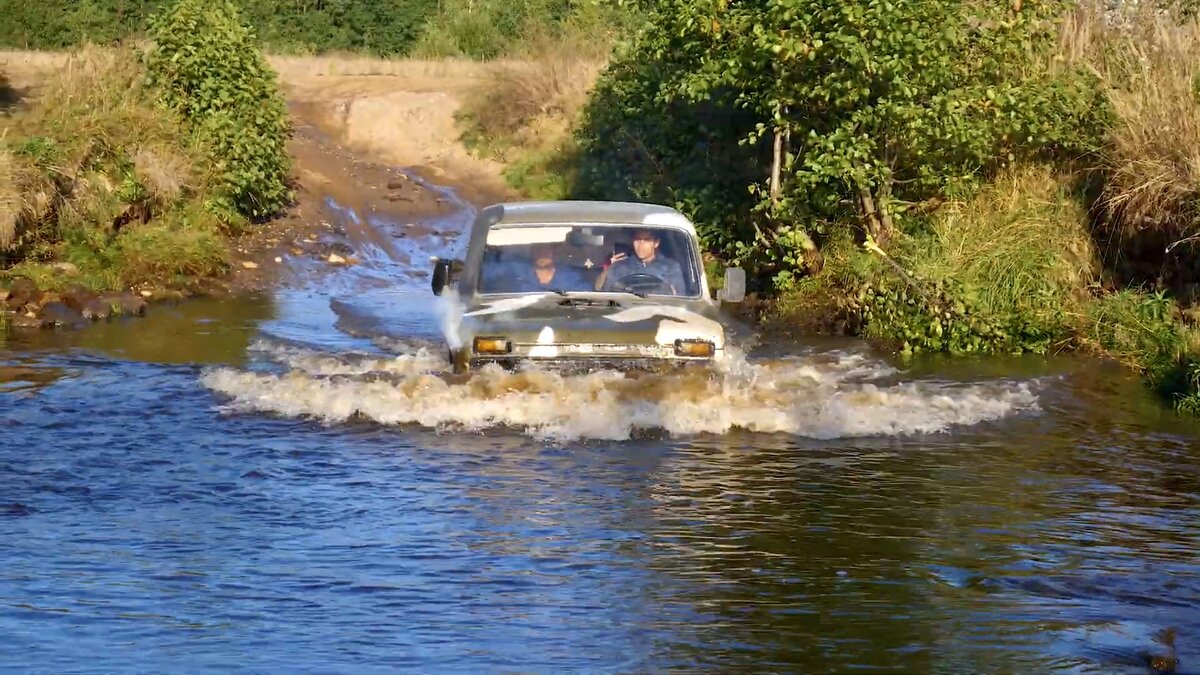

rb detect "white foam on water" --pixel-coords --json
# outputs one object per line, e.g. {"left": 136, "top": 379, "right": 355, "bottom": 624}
{"left": 247, "top": 340, "right": 445, "bottom": 376}
{"left": 201, "top": 342, "right": 1040, "bottom": 442}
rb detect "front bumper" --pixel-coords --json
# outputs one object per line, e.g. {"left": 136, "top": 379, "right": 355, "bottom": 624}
{"left": 455, "top": 342, "right": 721, "bottom": 373}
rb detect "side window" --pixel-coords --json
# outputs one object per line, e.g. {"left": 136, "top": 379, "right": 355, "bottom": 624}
{"left": 480, "top": 245, "right": 527, "bottom": 293}
{"left": 663, "top": 231, "right": 699, "bottom": 297}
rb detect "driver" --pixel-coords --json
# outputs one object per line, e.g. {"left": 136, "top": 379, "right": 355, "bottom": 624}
{"left": 599, "top": 228, "right": 686, "bottom": 295}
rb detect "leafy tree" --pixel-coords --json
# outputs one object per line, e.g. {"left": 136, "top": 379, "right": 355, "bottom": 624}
{"left": 68, "top": 0, "right": 165, "bottom": 44}
{"left": 576, "top": 0, "right": 1108, "bottom": 284}
{"left": 0, "top": 0, "right": 80, "bottom": 48}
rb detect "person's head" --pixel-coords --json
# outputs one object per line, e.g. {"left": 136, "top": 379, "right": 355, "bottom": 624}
{"left": 531, "top": 243, "right": 557, "bottom": 270}
{"left": 631, "top": 229, "right": 660, "bottom": 261}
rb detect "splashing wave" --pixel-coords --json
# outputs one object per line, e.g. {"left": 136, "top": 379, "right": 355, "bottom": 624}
{"left": 201, "top": 342, "right": 1039, "bottom": 441}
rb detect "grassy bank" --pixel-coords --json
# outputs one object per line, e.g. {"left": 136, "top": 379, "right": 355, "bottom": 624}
{"left": 1, "top": 0, "right": 291, "bottom": 297}
{"left": 2, "top": 49, "right": 225, "bottom": 292}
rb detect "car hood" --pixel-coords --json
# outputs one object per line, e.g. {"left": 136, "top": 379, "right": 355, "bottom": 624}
{"left": 458, "top": 293, "right": 726, "bottom": 347}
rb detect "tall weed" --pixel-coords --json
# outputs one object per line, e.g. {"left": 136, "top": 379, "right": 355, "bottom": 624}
{"left": 907, "top": 165, "right": 1099, "bottom": 319}
{"left": 0, "top": 139, "right": 15, "bottom": 250}
{"left": 1067, "top": 1, "right": 1200, "bottom": 291}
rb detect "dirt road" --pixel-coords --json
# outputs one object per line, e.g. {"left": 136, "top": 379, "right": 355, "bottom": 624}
{"left": 2, "top": 51, "right": 516, "bottom": 291}
{"left": 226, "top": 60, "right": 519, "bottom": 290}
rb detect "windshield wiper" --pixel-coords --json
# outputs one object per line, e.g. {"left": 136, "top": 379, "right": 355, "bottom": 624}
{"left": 616, "top": 289, "right": 648, "bottom": 299}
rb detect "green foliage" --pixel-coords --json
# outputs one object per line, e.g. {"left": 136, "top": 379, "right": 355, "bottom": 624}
{"left": 574, "top": 44, "right": 766, "bottom": 262}
{"left": 1083, "top": 290, "right": 1185, "bottom": 379}
{"left": 144, "top": 0, "right": 292, "bottom": 221}
{"left": 111, "top": 203, "right": 227, "bottom": 284}
{"left": 575, "top": 0, "right": 1110, "bottom": 287}
{"left": 0, "top": 0, "right": 625, "bottom": 58}
{"left": 0, "top": 0, "right": 437, "bottom": 56}
{"left": 413, "top": 0, "right": 630, "bottom": 59}
{"left": 2, "top": 46, "right": 239, "bottom": 292}
{"left": 502, "top": 145, "right": 578, "bottom": 200}
{"left": 768, "top": 166, "right": 1097, "bottom": 356}
{"left": 0, "top": 0, "right": 80, "bottom": 48}
{"left": 904, "top": 164, "right": 1099, "bottom": 318}
{"left": 852, "top": 266, "right": 1066, "bottom": 356}
{"left": 1079, "top": 289, "right": 1200, "bottom": 413}
{"left": 1176, "top": 360, "right": 1200, "bottom": 415}
{"left": 241, "top": 0, "right": 437, "bottom": 57}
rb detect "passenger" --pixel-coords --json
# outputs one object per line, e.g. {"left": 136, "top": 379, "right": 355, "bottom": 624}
{"left": 510, "top": 243, "right": 587, "bottom": 293}
{"left": 599, "top": 228, "right": 687, "bottom": 295}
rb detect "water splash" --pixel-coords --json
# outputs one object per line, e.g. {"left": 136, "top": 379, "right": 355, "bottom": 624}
{"left": 201, "top": 343, "right": 1040, "bottom": 442}
{"left": 433, "top": 288, "right": 466, "bottom": 350}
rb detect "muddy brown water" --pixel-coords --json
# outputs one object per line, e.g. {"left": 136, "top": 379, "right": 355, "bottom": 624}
{"left": 2, "top": 169, "right": 1199, "bottom": 672}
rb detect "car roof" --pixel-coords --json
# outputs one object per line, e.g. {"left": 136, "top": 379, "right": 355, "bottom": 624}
{"left": 474, "top": 200, "right": 697, "bottom": 235}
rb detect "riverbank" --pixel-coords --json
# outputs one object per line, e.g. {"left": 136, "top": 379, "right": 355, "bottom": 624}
{"left": 0, "top": 44, "right": 508, "bottom": 330}
{"left": 1, "top": 1, "right": 301, "bottom": 321}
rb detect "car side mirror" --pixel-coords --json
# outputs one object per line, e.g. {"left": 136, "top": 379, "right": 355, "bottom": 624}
{"left": 717, "top": 267, "right": 745, "bottom": 303}
{"left": 431, "top": 257, "right": 462, "bottom": 296}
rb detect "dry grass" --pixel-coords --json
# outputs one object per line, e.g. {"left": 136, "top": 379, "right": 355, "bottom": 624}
{"left": 465, "top": 56, "right": 604, "bottom": 146}
{"left": 132, "top": 144, "right": 191, "bottom": 203}
{"left": 2, "top": 47, "right": 500, "bottom": 86}
{"left": 268, "top": 53, "right": 495, "bottom": 80}
{"left": 0, "top": 138, "right": 16, "bottom": 249}
{"left": 1064, "top": 2, "right": 1200, "bottom": 247}
{"left": 451, "top": 43, "right": 604, "bottom": 199}
{"left": 456, "top": 28, "right": 606, "bottom": 154}
{"left": 0, "top": 49, "right": 72, "bottom": 92}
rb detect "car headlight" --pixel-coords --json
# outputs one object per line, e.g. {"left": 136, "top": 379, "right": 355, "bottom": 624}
{"left": 473, "top": 336, "right": 512, "bottom": 355}
{"left": 674, "top": 339, "right": 715, "bottom": 357}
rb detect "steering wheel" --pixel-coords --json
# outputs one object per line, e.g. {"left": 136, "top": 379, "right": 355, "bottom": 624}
{"left": 614, "top": 272, "right": 671, "bottom": 295}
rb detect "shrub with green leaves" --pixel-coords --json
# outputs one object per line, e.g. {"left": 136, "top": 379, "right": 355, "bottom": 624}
{"left": 852, "top": 268, "right": 1067, "bottom": 356}
{"left": 575, "top": 0, "right": 1109, "bottom": 287}
{"left": 144, "top": 0, "right": 292, "bottom": 222}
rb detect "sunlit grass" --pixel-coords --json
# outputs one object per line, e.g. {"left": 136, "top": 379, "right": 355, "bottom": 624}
{"left": 905, "top": 164, "right": 1099, "bottom": 320}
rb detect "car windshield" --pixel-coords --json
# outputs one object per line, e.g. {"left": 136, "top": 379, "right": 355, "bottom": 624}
{"left": 477, "top": 224, "right": 702, "bottom": 298}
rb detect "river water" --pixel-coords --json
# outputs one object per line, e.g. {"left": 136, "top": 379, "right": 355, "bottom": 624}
{"left": 2, "top": 184, "right": 1198, "bottom": 673}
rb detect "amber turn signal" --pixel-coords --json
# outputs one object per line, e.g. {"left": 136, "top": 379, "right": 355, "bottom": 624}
{"left": 674, "top": 339, "right": 715, "bottom": 357}
{"left": 473, "top": 336, "right": 512, "bottom": 354}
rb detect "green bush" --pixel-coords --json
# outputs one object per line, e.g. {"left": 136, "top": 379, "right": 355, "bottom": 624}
{"left": 575, "top": 0, "right": 1110, "bottom": 288}
{"left": 853, "top": 266, "right": 1067, "bottom": 356}
{"left": 413, "top": 0, "right": 578, "bottom": 59}
{"left": 1, "top": 47, "right": 231, "bottom": 292}
{"left": 144, "top": 0, "right": 292, "bottom": 222}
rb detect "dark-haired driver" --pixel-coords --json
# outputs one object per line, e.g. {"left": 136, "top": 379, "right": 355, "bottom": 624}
{"left": 599, "top": 229, "right": 686, "bottom": 295}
